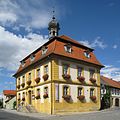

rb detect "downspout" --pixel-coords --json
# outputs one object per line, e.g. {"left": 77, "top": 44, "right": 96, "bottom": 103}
{"left": 51, "top": 59, "right": 53, "bottom": 114}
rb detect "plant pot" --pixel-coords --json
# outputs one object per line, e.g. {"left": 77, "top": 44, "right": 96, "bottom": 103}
{"left": 90, "top": 78, "right": 96, "bottom": 83}
{"left": 22, "top": 97, "right": 25, "bottom": 101}
{"left": 43, "top": 74, "right": 49, "bottom": 81}
{"left": 77, "top": 76, "right": 85, "bottom": 83}
{"left": 18, "top": 98, "right": 20, "bottom": 101}
{"left": 77, "top": 95, "right": 85, "bottom": 101}
{"left": 26, "top": 80, "right": 31, "bottom": 85}
{"left": 17, "top": 85, "right": 20, "bottom": 89}
{"left": 90, "top": 96, "right": 96, "bottom": 101}
{"left": 62, "top": 95, "right": 71, "bottom": 101}
{"left": 43, "top": 93, "right": 48, "bottom": 98}
{"left": 62, "top": 74, "right": 71, "bottom": 80}
{"left": 21, "top": 83, "right": 25, "bottom": 88}
{"left": 35, "top": 95, "right": 40, "bottom": 99}
{"left": 35, "top": 77, "right": 40, "bottom": 84}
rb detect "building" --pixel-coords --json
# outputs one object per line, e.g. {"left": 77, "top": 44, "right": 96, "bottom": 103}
{"left": 3, "top": 90, "right": 16, "bottom": 109}
{"left": 14, "top": 16, "right": 103, "bottom": 114}
{"left": 101, "top": 76, "right": 120, "bottom": 109}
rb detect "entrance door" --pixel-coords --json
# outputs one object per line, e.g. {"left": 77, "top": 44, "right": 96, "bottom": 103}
{"left": 115, "top": 98, "right": 119, "bottom": 107}
{"left": 28, "top": 91, "right": 32, "bottom": 105}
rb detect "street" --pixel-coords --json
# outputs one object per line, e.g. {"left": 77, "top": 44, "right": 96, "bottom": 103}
{"left": 0, "top": 108, "right": 120, "bottom": 120}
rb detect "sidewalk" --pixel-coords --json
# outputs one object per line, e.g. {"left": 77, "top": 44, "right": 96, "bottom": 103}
{"left": 1, "top": 108, "right": 117, "bottom": 120}
{"left": 1, "top": 109, "right": 57, "bottom": 120}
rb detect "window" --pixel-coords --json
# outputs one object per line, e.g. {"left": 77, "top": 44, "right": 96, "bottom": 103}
{"left": 36, "top": 68, "right": 40, "bottom": 77}
{"left": 63, "top": 64, "right": 69, "bottom": 75}
{"left": 55, "top": 84, "right": 59, "bottom": 101}
{"left": 30, "top": 54, "right": 35, "bottom": 62}
{"left": 18, "top": 93, "right": 20, "bottom": 98}
{"left": 18, "top": 78, "right": 20, "bottom": 85}
{"left": 23, "top": 92, "right": 25, "bottom": 98}
{"left": 90, "top": 69, "right": 95, "bottom": 78}
{"left": 117, "top": 89, "right": 119, "bottom": 95}
{"left": 44, "top": 65, "right": 48, "bottom": 74}
{"left": 37, "top": 89, "right": 40, "bottom": 96}
{"left": 22, "top": 76, "right": 25, "bottom": 83}
{"left": 44, "top": 87, "right": 48, "bottom": 94}
{"left": 21, "top": 61, "right": 25, "bottom": 67}
{"left": 28, "top": 73, "right": 31, "bottom": 81}
{"left": 90, "top": 88, "right": 94, "bottom": 97}
{"left": 77, "top": 67, "right": 83, "bottom": 77}
{"left": 112, "top": 89, "right": 114, "bottom": 94}
{"left": 42, "top": 46, "right": 48, "bottom": 55}
{"left": 115, "top": 89, "right": 117, "bottom": 95}
{"left": 84, "top": 49, "right": 91, "bottom": 58}
{"left": 78, "top": 87, "right": 83, "bottom": 96}
{"left": 63, "top": 86, "right": 69, "bottom": 96}
{"left": 64, "top": 43, "right": 72, "bottom": 53}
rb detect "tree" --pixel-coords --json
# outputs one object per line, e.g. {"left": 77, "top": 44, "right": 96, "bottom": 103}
{"left": 13, "top": 101, "right": 16, "bottom": 109}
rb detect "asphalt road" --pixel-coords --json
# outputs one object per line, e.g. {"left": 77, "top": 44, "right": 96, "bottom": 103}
{"left": 0, "top": 110, "right": 40, "bottom": 120}
{"left": 0, "top": 108, "right": 120, "bottom": 120}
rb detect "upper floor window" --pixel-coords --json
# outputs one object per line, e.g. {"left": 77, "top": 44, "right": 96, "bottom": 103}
{"left": 44, "top": 65, "right": 48, "bottom": 74}
{"left": 22, "top": 75, "right": 25, "bottom": 83}
{"left": 44, "top": 87, "right": 48, "bottom": 94}
{"left": 63, "top": 86, "right": 69, "bottom": 96}
{"left": 90, "top": 69, "right": 95, "bottom": 78}
{"left": 30, "top": 54, "right": 35, "bottom": 62}
{"left": 84, "top": 49, "right": 91, "bottom": 58}
{"left": 90, "top": 88, "right": 94, "bottom": 97}
{"left": 78, "top": 87, "right": 83, "bottom": 96}
{"left": 37, "top": 89, "right": 40, "bottom": 96}
{"left": 36, "top": 68, "right": 40, "bottom": 77}
{"left": 21, "top": 61, "right": 25, "bottom": 67}
{"left": 28, "top": 73, "right": 31, "bottom": 81}
{"left": 77, "top": 67, "right": 83, "bottom": 77}
{"left": 42, "top": 46, "right": 48, "bottom": 55}
{"left": 18, "top": 78, "right": 20, "bottom": 85}
{"left": 64, "top": 43, "right": 72, "bottom": 53}
{"left": 23, "top": 92, "right": 25, "bottom": 97}
{"left": 63, "top": 64, "right": 69, "bottom": 75}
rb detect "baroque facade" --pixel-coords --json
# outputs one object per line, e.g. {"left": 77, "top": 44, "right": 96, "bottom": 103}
{"left": 14, "top": 16, "right": 103, "bottom": 114}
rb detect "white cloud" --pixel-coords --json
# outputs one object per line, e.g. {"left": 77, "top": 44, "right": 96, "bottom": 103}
{"left": 0, "top": 0, "right": 60, "bottom": 30}
{"left": 80, "top": 37, "right": 107, "bottom": 49}
{"left": 0, "top": 26, "right": 48, "bottom": 71}
{"left": 113, "top": 44, "right": 117, "bottom": 49}
{"left": 101, "top": 65, "right": 120, "bottom": 81}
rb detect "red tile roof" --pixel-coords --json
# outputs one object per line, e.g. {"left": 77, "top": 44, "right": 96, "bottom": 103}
{"left": 3, "top": 90, "right": 16, "bottom": 96}
{"left": 14, "top": 35, "right": 104, "bottom": 77}
{"left": 101, "top": 76, "right": 120, "bottom": 89}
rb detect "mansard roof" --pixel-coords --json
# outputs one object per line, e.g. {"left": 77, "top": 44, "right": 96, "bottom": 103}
{"left": 14, "top": 35, "right": 104, "bottom": 77}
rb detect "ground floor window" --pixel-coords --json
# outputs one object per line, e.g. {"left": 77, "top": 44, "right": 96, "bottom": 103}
{"left": 63, "top": 86, "right": 69, "bottom": 96}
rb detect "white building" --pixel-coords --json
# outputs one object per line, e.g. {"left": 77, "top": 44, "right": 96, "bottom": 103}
{"left": 3, "top": 90, "right": 16, "bottom": 109}
{"left": 101, "top": 76, "right": 120, "bottom": 109}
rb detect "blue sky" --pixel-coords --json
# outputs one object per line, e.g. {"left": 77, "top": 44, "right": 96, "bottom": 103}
{"left": 0, "top": 0, "right": 120, "bottom": 96}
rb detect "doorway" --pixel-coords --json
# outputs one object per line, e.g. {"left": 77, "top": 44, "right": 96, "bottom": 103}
{"left": 115, "top": 98, "right": 119, "bottom": 107}
{"left": 28, "top": 91, "right": 32, "bottom": 105}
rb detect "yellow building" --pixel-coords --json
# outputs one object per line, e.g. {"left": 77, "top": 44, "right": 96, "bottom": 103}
{"left": 14, "top": 16, "right": 104, "bottom": 114}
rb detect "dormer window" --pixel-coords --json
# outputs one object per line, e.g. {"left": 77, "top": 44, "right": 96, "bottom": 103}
{"left": 21, "top": 61, "right": 25, "bottom": 67}
{"left": 30, "top": 54, "right": 35, "bottom": 62}
{"left": 64, "top": 43, "right": 72, "bottom": 53}
{"left": 42, "top": 46, "right": 48, "bottom": 55}
{"left": 84, "top": 49, "right": 91, "bottom": 58}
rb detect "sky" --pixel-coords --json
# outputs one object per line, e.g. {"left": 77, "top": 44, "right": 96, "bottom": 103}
{"left": 0, "top": 0, "right": 120, "bottom": 97}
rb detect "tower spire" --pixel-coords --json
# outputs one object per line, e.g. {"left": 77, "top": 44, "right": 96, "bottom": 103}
{"left": 48, "top": 8, "right": 60, "bottom": 39}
